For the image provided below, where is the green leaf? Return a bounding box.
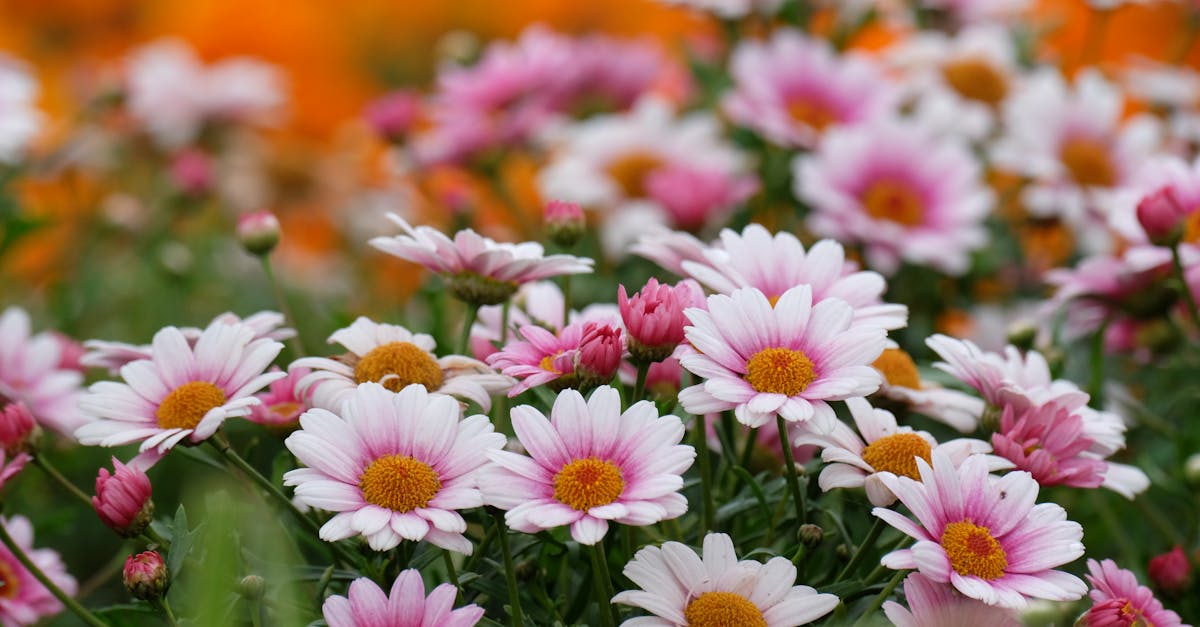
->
[167,504,194,582]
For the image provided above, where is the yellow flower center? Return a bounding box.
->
[156,381,227,430]
[861,180,924,227]
[267,402,303,419]
[786,96,837,132]
[606,152,665,198]
[1120,600,1155,627]
[744,347,816,396]
[1060,138,1117,187]
[539,352,563,374]
[940,520,1008,580]
[1183,211,1200,244]
[861,433,932,480]
[359,454,441,512]
[553,457,624,511]
[941,57,1008,106]
[872,348,921,389]
[683,591,767,627]
[353,342,444,393]
[0,560,18,599]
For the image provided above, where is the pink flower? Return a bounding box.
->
[168,149,213,198]
[481,386,694,545]
[363,90,421,142]
[0,449,29,491]
[678,286,886,428]
[882,572,1021,627]
[577,323,623,384]
[488,323,586,397]
[323,570,484,627]
[0,402,35,454]
[1147,547,1192,596]
[246,367,309,427]
[93,457,154,538]
[0,516,77,624]
[1084,559,1184,627]
[619,278,702,363]
[1137,187,1189,246]
[0,307,87,438]
[644,164,757,231]
[123,551,167,600]
[874,452,1088,608]
[795,118,991,275]
[990,401,1108,490]
[1111,155,1200,247]
[284,383,505,553]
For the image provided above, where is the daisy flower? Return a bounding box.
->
[368,213,593,305]
[990,401,1108,490]
[611,532,839,626]
[883,572,1021,627]
[723,29,897,148]
[1082,559,1184,627]
[0,55,43,165]
[284,383,504,553]
[870,347,985,433]
[793,397,999,507]
[795,118,991,275]
[487,319,625,397]
[292,317,512,412]
[245,366,310,427]
[480,385,694,545]
[678,286,887,428]
[0,516,77,626]
[0,307,87,438]
[873,451,1088,608]
[75,320,285,456]
[323,570,484,627]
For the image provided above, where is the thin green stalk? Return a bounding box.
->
[153,598,180,627]
[1088,319,1110,406]
[589,543,617,627]
[260,257,307,356]
[142,525,171,550]
[0,515,107,627]
[632,362,650,400]
[1171,243,1200,329]
[561,275,572,318]
[693,415,714,533]
[443,550,461,602]
[31,455,91,508]
[739,426,758,471]
[835,517,886,583]
[493,511,525,627]
[459,303,480,356]
[499,301,512,344]
[850,569,906,627]
[776,415,807,526]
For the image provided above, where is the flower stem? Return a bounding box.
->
[0,515,107,627]
[632,362,649,400]
[776,415,807,526]
[260,257,307,357]
[1171,243,1200,329]
[693,415,715,533]
[850,569,906,627]
[492,510,525,627]
[588,542,617,627]
[442,549,461,602]
[835,517,886,583]
[152,598,180,627]
[459,302,480,356]
[31,454,92,508]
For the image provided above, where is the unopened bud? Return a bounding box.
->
[798,524,824,548]
[1148,546,1192,596]
[1006,321,1038,351]
[0,403,37,455]
[93,457,154,538]
[123,551,168,600]
[1137,187,1186,247]
[237,211,281,256]
[1185,453,1200,485]
[238,575,266,600]
[544,200,585,249]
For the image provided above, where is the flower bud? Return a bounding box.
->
[576,323,623,388]
[364,90,421,143]
[798,524,824,548]
[169,149,214,198]
[619,279,700,364]
[238,575,266,600]
[0,402,37,455]
[544,200,585,249]
[93,457,154,538]
[123,551,168,600]
[1184,453,1200,486]
[237,210,281,256]
[1148,546,1191,596]
[1136,186,1187,247]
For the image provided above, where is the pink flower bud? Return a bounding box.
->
[169,149,214,198]
[576,323,623,386]
[364,90,422,142]
[1136,186,1187,246]
[93,457,154,538]
[1148,546,1191,595]
[0,402,36,454]
[544,200,586,249]
[237,210,281,256]
[619,278,701,363]
[123,551,168,600]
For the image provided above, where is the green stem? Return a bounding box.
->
[1088,319,1110,405]
[460,303,480,356]
[588,543,617,627]
[835,517,886,583]
[153,598,180,627]
[850,569,906,627]
[561,275,572,319]
[260,257,307,357]
[693,415,714,534]
[31,455,92,508]
[776,415,807,526]
[0,515,107,627]
[739,427,758,472]
[443,549,461,602]
[1171,243,1200,329]
[499,301,512,345]
[632,362,649,400]
[142,525,171,550]
[493,510,525,627]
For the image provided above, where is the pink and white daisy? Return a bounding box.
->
[246,366,310,427]
[293,317,512,412]
[323,570,484,627]
[678,285,887,428]
[873,451,1088,608]
[0,55,43,165]
[0,516,77,626]
[1082,559,1184,627]
[793,397,999,507]
[883,572,1021,627]
[611,532,839,626]
[470,281,620,362]
[480,385,694,545]
[795,118,991,275]
[284,383,504,553]
[369,213,593,305]
[0,307,87,437]
[75,319,285,456]
[991,401,1110,491]
[870,346,986,433]
[724,29,897,148]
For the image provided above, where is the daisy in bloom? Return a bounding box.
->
[723,29,896,149]
[678,285,887,428]
[470,281,620,362]
[75,319,285,456]
[0,516,77,626]
[873,451,1088,608]
[870,346,985,433]
[293,317,511,412]
[245,367,310,427]
[990,401,1109,490]
[882,572,1021,627]
[611,532,839,626]
[793,397,1000,507]
[0,307,87,437]
[284,383,504,553]
[487,320,624,397]
[368,213,593,306]
[1082,559,1184,627]
[480,386,694,545]
[795,118,991,276]
[0,55,43,164]
[323,570,484,627]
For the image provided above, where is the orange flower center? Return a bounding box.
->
[744,347,816,396]
[872,348,921,389]
[0,560,18,599]
[156,381,227,430]
[940,520,1008,580]
[606,152,665,198]
[553,457,624,511]
[1183,211,1200,244]
[1060,138,1117,187]
[861,433,933,480]
[941,57,1008,106]
[786,96,837,132]
[539,352,563,374]
[353,342,444,393]
[359,454,441,512]
[683,591,767,627]
[861,180,924,226]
